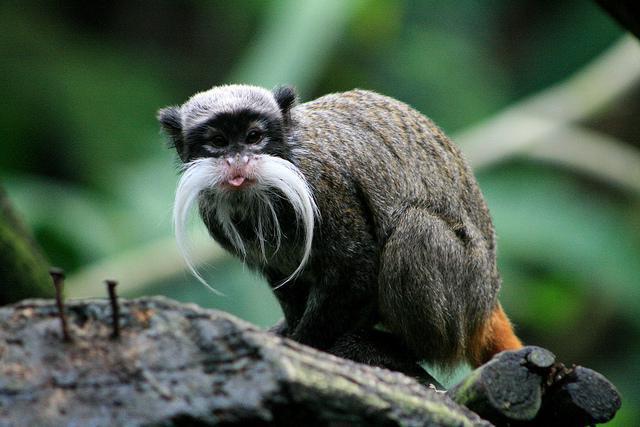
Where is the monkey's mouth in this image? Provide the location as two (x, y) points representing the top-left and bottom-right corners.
(223, 175), (254, 189)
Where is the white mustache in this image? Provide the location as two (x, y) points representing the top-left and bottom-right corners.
(173, 155), (318, 291)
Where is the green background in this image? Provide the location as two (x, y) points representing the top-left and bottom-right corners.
(1, 1), (638, 424)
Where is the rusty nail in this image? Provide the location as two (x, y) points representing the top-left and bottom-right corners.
(105, 279), (120, 339)
(49, 267), (71, 342)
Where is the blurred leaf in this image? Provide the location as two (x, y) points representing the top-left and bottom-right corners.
(381, 27), (512, 131)
(137, 258), (280, 329)
(0, 5), (174, 187)
(480, 162), (640, 322)
(231, 0), (362, 94)
(108, 153), (178, 243)
(349, 0), (403, 49)
(3, 175), (120, 267)
(500, 271), (585, 332)
(498, 1), (623, 97)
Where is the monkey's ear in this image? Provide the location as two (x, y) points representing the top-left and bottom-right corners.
(157, 106), (183, 148)
(273, 85), (298, 118)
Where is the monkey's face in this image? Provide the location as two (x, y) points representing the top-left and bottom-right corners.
(159, 84), (297, 191)
(158, 84), (317, 286)
(180, 109), (289, 191)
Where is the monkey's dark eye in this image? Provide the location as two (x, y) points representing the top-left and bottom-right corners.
(245, 129), (263, 144)
(210, 134), (227, 147)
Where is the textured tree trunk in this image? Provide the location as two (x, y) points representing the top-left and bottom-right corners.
(0, 297), (621, 426)
(0, 297), (488, 426)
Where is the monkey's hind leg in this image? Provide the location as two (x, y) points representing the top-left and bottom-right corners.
(378, 206), (521, 368)
(329, 328), (440, 387)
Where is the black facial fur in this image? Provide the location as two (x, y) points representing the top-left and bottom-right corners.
(182, 108), (291, 162)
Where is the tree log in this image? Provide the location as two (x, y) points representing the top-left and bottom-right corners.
(0, 297), (489, 426)
(0, 297), (621, 426)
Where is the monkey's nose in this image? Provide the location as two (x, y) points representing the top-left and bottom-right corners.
(225, 154), (251, 166)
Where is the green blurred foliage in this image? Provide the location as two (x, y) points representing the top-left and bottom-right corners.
(1, 1), (638, 424)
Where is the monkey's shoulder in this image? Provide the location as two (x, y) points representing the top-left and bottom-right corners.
(296, 89), (420, 123)
(293, 89), (459, 157)
(290, 90), (468, 194)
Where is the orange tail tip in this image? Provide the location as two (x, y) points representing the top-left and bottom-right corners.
(468, 303), (523, 368)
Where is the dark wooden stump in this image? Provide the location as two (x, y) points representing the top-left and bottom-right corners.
(448, 346), (621, 426)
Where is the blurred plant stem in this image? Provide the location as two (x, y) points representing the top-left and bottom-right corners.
(525, 126), (640, 195)
(69, 36), (640, 298)
(457, 36), (640, 179)
(67, 233), (228, 298)
(231, 0), (361, 94)
(0, 185), (53, 304)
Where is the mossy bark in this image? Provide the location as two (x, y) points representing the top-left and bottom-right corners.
(0, 185), (52, 304)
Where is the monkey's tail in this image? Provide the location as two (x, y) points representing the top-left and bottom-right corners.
(467, 302), (523, 368)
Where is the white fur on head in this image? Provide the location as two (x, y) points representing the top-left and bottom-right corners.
(173, 155), (318, 291)
(180, 85), (282, 129)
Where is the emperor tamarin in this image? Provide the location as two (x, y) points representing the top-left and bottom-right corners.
(158, 84), (522, 373)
